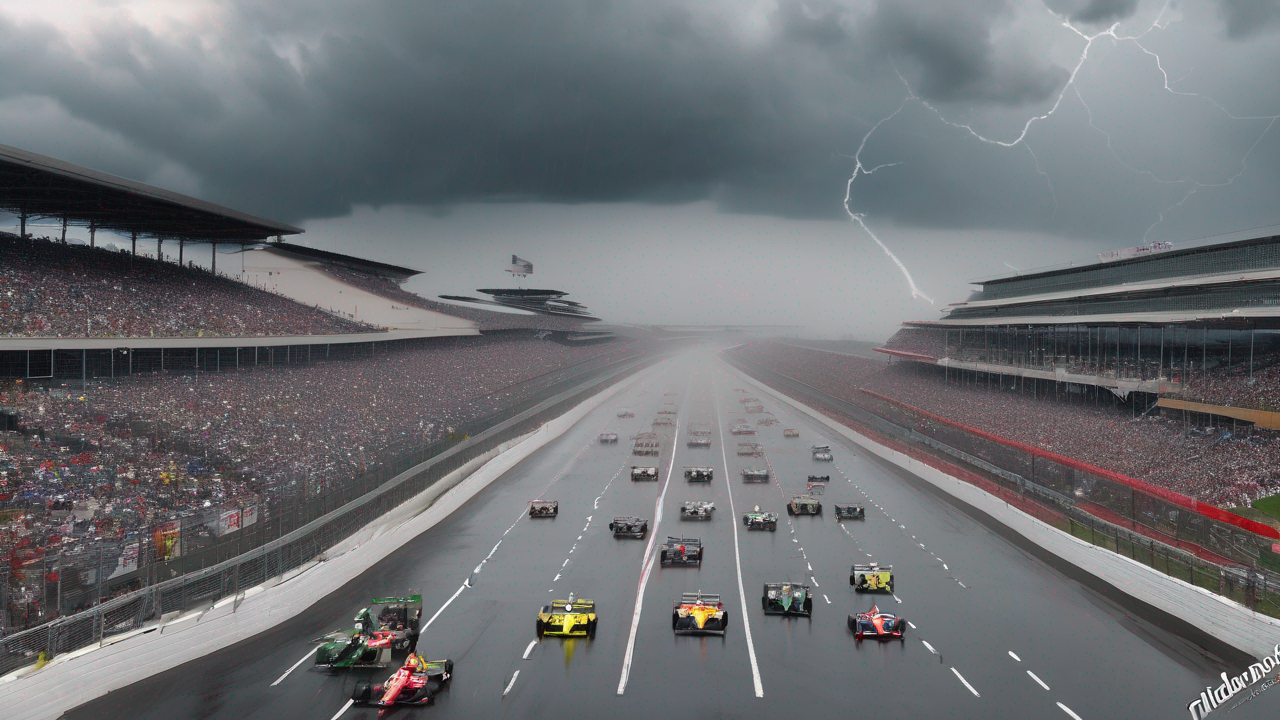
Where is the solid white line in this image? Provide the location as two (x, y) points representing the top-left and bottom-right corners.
(1057, 702), (1083, 720)
(951, 667), (981, 697)
(271, 645), (320, 686)
(715, 378), (764, 698)
(1027, 670), (1050, 691)
(424, 583), (467, 630)
(922, 640), (937, 654)
(328, 699), (353, 720)
(503, 670), (520, 696)
(523, 640), (538, 659)
(616, 415), (680, 695)
(1008, 650), (1021, 662)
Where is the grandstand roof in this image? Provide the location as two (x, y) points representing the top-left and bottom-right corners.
(0, 143), (302, 242)
(266, 242), (421, 281)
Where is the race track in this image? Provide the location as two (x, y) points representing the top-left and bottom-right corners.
(61, 351), (1272, 720)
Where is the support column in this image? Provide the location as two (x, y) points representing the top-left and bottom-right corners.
(61, 217), (68, 244)
(19, 211), (27, 239)
(179, 239), (184, 266)
(157, 237), (163, 262)
(89, 223), (96, 248)
(211, 242), (217, 274)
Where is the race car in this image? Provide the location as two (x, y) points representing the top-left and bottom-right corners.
(659, 536), (703, 566)
(680, 501), (715, 520)
(812, 444), (833, 462)
(598, 432), (619, 444)
(834, 504), (866, 520)
(631, 466), (659, 481)
(762, 582), (814, 616)
(350, 653), (453, 709)
(737, 442), (764, 456)
(672, 591), (729, 635)
(536, 593), (598, 638)
(686, 436), (712, 448)
(617, 410), (635, 418)
(787, 495), (821, 515)
(315, 595), (423, 669)
(741, 467), (769, 483)
(658, 409), (677, 415)
(653, 417), (675, 427)
(848, 604), (906, 641)
(850, 562), (894, 593)
(730, 423), (756, 435)
(744, 403), (764, 414)
(807, 475), (830, 483)
(742, 506), (778, 531)
(783, 428), (800, 438)
(806, 482), (825, 495)
(684, 467), (713, 482)
(632, 433), (661, 456)
(609, 516), (648, 538)
(757, 417), (779, 426)
(529, 500), (559, 517)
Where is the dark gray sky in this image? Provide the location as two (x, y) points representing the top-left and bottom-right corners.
(3, 0), (1280, 336)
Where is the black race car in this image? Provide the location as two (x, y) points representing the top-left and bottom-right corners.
(742, 506), (778, 531)
(741, 468), (769, 483)
(609, 516), (648, 538)
(684, 467), (713, 482)
(687, 436), (712, 448)
(762, 582), (814, 616)
(529, 501), (558, 517)
(631, 466), (659, 481)
(659, 537), (703, 566)
(835, 504), (865, 520)
(598, 432), (619, 444)
(807, 475), (830, 483)
(680, 501), (715, 520)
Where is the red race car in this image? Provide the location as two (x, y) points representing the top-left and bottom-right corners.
(351, 653), (454, 711)
(848, 605), (907, 641)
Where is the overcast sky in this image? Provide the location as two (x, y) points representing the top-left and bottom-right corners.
(3, 0), (1280, 338)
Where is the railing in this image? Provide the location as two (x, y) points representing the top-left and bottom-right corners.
(723, 351), (1280, 619)
(0, 351), (653, 676)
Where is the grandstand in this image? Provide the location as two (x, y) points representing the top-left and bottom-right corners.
(877, 234), (1280, 428)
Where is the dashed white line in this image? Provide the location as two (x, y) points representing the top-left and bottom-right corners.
(806, 563), (813, 571)
(951, 667), (981, 697)
(907, 621), (917, 629)
(892, 594), (902, 604)
(552, 573), (561, 582)
(1027, 670), (1050, 691)
(810, 576), (821, 588)
(503, 670), (520, 696)
(943, 564), (949, 570)
(523, 640), (538, 659)
(328, 700), (353, 720)
(271, 645), (320, 686)
(922, 640), (938, 654)
(1008, 650), (1021, 662)
(957, 581), (967, 589)
(823, 594), (831, 604)
(562, 558), (570, 568)
(1057, 702), (1083, 720)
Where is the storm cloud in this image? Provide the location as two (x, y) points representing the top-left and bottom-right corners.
(0, 0), (1278, 247)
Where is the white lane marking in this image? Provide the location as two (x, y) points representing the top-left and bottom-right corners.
(1057, 703), (1083, 720)
(1027, 670), (1050, 691)
(1008, 650), (1021, 662)
(951, 667), (981, 697)
(562, 558), (570, 568)
(617, 414), (681, 695)
(523, 640), (538, 659)
(922, 640), (937, 654)
(552, 573), (561, 582)
(943, 564), (949, 570)
(486, 541), (502, 559)
(577, 535), (583, 540)
(424, 584), (467, 629)
(823, 594), (831, 604)
(919, 543), (925, 549)
(271, 645), (320, 686)
(892, 594), (902, 604)
(715, 377), (764, 697)
(328, 700), (353, 720)
(957, 581), (967, 589)
(810, 576), (821, 588)
(503, 670), (520, 696)
(807, 563), (813, 571)
(907, 621), (917, 629)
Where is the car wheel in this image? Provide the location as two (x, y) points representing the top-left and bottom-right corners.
(761, 596), (768, 611)
(671, 612), (679, 630)
(769, 523), (776, 531)
(803, 598), (813, 614)
(536, 619), (545, 637)
(721, 610), (729, 630)
(587, 619), (597, 638)
(887, 580), (894, 593)
(352, 682), (373, 704)
(787, 505), (795, 515)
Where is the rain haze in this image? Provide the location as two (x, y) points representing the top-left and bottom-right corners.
(3, 0), (1280, 333)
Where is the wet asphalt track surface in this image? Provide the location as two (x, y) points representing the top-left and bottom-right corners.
(60, 351), (1276, 720)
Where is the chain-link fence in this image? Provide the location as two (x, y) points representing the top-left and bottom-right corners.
(725, 352), (1280, 619)
(0, 351), (652, 676)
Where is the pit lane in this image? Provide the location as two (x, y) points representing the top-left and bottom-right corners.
(60, 351), (1273, 720)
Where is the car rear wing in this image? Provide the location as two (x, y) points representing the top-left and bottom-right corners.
(679, 591), (721, 604)
(666, 536), (702, 547)
(851, 564), (891, 572)
(371, 594), (423, 609)
(764, 583), (811, 591)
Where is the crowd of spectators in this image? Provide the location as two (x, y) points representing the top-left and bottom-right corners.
(734, 340), (1280, 507)
(1, 333), (633, 624)
(319, 264), (589, 331)
(1172, 352), (1280, 413)
(879, 327), (951, 359)
(0, 233), (376, 338)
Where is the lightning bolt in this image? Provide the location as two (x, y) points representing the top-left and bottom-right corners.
(844, 0), (1280, 299)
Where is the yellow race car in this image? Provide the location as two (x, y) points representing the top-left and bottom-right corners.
(536, 593), (597, 638)
(850, 563), (894, 593)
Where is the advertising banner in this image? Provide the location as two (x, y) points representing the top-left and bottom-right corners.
(214, 508), (243, 537)
(242, 504), (258, 528)
(153, 520), (181, 561)
(506, 254), (534, 276)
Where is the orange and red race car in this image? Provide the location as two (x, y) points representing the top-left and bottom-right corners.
(351, 653), (453, 710)
(848, 604), (907, 641)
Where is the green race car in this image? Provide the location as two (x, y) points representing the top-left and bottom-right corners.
(314, 594), (423, 669)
